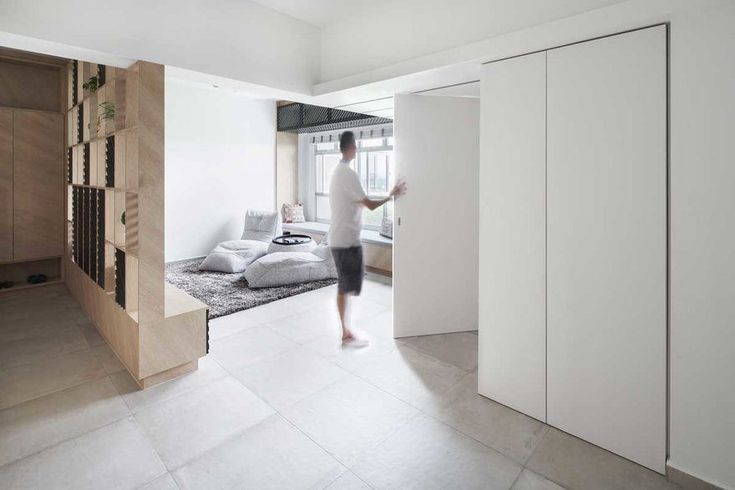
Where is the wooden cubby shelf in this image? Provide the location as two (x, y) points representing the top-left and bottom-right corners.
(64, 60), (208, 390)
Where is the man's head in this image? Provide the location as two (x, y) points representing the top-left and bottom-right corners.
(340, 131), (357, 161)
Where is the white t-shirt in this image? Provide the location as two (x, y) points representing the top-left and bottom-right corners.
(329, 160), (366, 248)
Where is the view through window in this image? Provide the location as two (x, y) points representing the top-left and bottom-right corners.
(314, 134), (394, 230)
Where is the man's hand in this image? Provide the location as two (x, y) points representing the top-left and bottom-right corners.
(390, 179), (407, 198)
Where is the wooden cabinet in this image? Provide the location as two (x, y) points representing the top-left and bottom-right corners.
(0, 109), (12, 261)
(0, 109), (64, 264)
(12, 110), (64, 260)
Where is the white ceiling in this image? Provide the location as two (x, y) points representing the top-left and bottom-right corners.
(250, 0), (390, 27)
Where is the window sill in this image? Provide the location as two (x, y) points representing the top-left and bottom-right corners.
(282, 222), (392, 247)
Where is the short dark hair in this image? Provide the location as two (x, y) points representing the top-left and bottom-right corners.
(340, 131), (356, 151)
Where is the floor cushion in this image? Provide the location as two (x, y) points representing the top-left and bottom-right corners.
(198, 240), (268, 273)
(245, 244), (337, 287)
(241, 209), (281, 243)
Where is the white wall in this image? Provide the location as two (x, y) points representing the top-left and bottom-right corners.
(669, 3), (735, 488)
(0, 0), (320, 93)
(319, 0), (622, 82)
(165, 79), (276, 262)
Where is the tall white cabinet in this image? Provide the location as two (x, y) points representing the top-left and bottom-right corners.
(479, 26), (667, 473)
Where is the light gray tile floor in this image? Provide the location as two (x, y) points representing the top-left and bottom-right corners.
(0, 281), (677, 489)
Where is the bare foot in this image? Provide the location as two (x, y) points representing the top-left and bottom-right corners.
(342, 330), (369, 348)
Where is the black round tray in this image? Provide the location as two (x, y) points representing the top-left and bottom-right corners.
(272, 234), (313, 246)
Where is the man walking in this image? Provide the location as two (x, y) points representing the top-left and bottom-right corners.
(329, 131), (406, 346)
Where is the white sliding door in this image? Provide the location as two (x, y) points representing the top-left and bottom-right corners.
(393, 94), (479, 338)
(546, 26), (667, 472)
(478, 52), (547, 422)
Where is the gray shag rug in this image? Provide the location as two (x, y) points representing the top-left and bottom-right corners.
(165, 258), (336, 319)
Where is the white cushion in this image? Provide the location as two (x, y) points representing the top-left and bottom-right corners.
(241, 209), (281, 243)
(245, 244), (337, 287)
(199, 240), (268, 273)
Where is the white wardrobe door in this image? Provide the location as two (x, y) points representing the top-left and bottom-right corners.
(478, 52), (547, 422)
(393, 94), (480, 337)
(547, 26), (667, 472)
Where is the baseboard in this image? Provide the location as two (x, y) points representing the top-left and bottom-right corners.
(667, 463), (726, 490)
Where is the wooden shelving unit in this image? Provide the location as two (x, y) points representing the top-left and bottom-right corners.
(64, 60), (209, 389)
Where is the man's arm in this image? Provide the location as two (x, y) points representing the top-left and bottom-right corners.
(360, 180), (407, 210)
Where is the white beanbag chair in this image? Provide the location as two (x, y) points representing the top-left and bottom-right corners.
(241, 209), (282, 242)
(198, 240), (268, 273)
(199, 210), (281, 273)
(245, 244), (337, 287)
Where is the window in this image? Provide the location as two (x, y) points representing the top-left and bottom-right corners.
(314, 132), (394, 230)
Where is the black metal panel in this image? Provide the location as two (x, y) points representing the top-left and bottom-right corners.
(105, 136), (115, 187)
(96, 189), (105, 287)
(277, 102), (392, 133)
(83, 143), (90, 185)
(77, 103), (83, 144)
(72, 61), (78, 106)
(115, 248), (125, 309)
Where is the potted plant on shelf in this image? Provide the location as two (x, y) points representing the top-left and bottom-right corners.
(94, 101), (116, 136)
(83, 75), (99, 93)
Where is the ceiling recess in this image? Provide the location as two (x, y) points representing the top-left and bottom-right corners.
(277, 102), (392, 133)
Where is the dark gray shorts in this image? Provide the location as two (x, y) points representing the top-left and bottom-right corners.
(331, 246), (364, 295)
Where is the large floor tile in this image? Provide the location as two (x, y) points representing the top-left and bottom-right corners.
(352, 414), (522, 490)
(325, 471), (372, 489)
(267, 298), (388, 344)
(401, 331), (478, 372)
(231, 347), (348, 410)
(281, 376), (418, 466)
(0, 377), (130, 466)
(430, 373), (548, 464)
(210, 325), (298, 373)
(0, 348), (106, 410)
(303, 331), (401, 373)
(0, 324), (90, 369)
(512, 469), (566, 490)
(91, 343), (128, 375)
(267, 307), (343, 344)
(134, 376), (274, 469)
(354, 309), (394, 340)
(526, 428), (675, 490)
(110, 355), (228, 413)
(138, 472), (180, 490)
(352, 344), (467, 410)
(174, 415), (344, 490)
(229, 296), (314, 325)
(0, 417), (165, 490)
(208, 309), (263, 341)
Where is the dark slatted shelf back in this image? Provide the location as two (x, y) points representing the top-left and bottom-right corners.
(105, 136), (115, 187)
(115, 248), (125, 309)
(72, 186), (78, 264)
(96, 189), (105, 287)
(97, 64), (106, 87)
(72, 61), (78, 106)
(83, 143), (90, 185)
(67, 147), (73, 184)
(81, 188), (89, 275)
(89, 188), (97, 281)
(76, 103), (83, 144)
